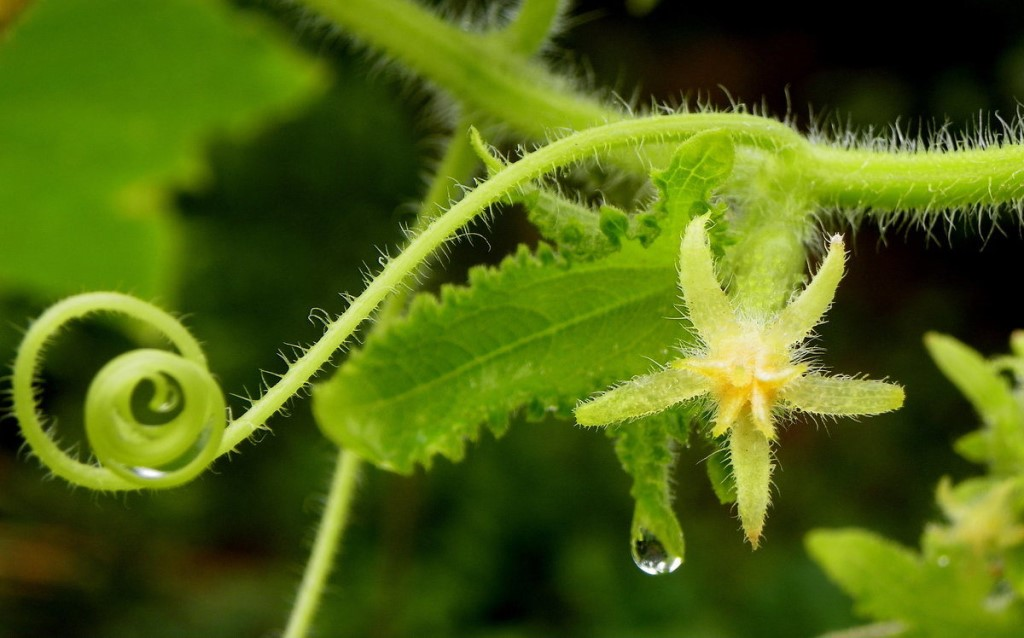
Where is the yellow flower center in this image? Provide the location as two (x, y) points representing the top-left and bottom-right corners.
(676, 329), (804, 439)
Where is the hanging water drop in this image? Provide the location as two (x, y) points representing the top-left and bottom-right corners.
(631, 528), (682, 575)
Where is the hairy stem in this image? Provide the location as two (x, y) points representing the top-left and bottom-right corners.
(222, 114), (807, 453)
(283, 449), (363, 638)
(319, 0), (1024, 217)
(374, 121), (481, 330)
(807, 145), (1024, 212)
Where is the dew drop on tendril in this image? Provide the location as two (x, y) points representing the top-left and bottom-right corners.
(631, 528), (682, 575)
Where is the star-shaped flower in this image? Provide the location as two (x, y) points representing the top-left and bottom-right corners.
(576, 215), (904, 546)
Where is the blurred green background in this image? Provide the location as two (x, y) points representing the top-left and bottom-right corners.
(3, 0), (1024, 636)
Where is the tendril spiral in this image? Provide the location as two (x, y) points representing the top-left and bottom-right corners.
(12, 292), (227, 490)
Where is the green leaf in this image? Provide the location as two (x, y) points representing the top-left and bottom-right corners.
(808, 528), (1024, 637)
(314, 242), (680, 472)
(612, 414), (688, 564)
(522, 188), (619, 260)
(924, 333), (1024, 474)
(0, 0), (321, 298)
(523, 129), (735, 260)
(807, 529), (926, 624)
(313, 130), (735, 473)
(1005, 545), (1024, 598)
(650, 129), (735, 240)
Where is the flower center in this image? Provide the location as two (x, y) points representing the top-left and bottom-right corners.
(679, 330), (804, 439)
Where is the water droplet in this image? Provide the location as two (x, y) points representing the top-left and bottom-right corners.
(631, 528), (682, 575)
(936, 555), (951, 568)
(130, 466), (168, 480)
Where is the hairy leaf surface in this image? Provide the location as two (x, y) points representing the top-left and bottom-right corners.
(314, 131), (734, 473)
(315, 242), (680, 472)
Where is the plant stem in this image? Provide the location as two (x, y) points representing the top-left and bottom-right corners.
(220, 114), (803, 453)
(305, 0), (616, 137)
(283, 449), (363, 638)
(808, 145), (1024, 211)
(375, 120), (480, 330)
(501, 0), (567, 56)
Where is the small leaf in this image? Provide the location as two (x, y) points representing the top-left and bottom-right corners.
(807, 529), (926, 623)
(651, 130), (735, 229)
(523, 188), (619, 260)
(925, 332), (1024, 474)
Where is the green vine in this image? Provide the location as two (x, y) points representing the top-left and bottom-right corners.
(6, 0), (1024, 635)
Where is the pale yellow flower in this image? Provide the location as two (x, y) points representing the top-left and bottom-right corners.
(576, 215), (904, 545)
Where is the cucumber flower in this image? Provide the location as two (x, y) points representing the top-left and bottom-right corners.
(576, 215), (904, 546)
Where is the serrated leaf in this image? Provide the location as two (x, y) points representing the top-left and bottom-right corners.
(524, 130), (735, 260)
(0, 0), (321, 297)
(313, 131), (735, 473)
(523, 188), (619, 260)
(314, 242), (680, 472)
(651, 129), (734, 237)
(807, 529), (925, 624)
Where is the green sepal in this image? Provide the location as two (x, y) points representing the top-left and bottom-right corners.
(612, 413), (688, 564)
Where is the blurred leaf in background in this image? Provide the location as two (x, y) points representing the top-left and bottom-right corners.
(0, 0), (322, 299)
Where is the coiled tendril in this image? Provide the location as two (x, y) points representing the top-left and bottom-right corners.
(13, 292), (227, 490)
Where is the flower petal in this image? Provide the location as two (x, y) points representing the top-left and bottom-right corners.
(780, 374), (904, 416)
(766, 234), (846, 347)
(678, 215), (736, 345)
(575, 367), (710, 427)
